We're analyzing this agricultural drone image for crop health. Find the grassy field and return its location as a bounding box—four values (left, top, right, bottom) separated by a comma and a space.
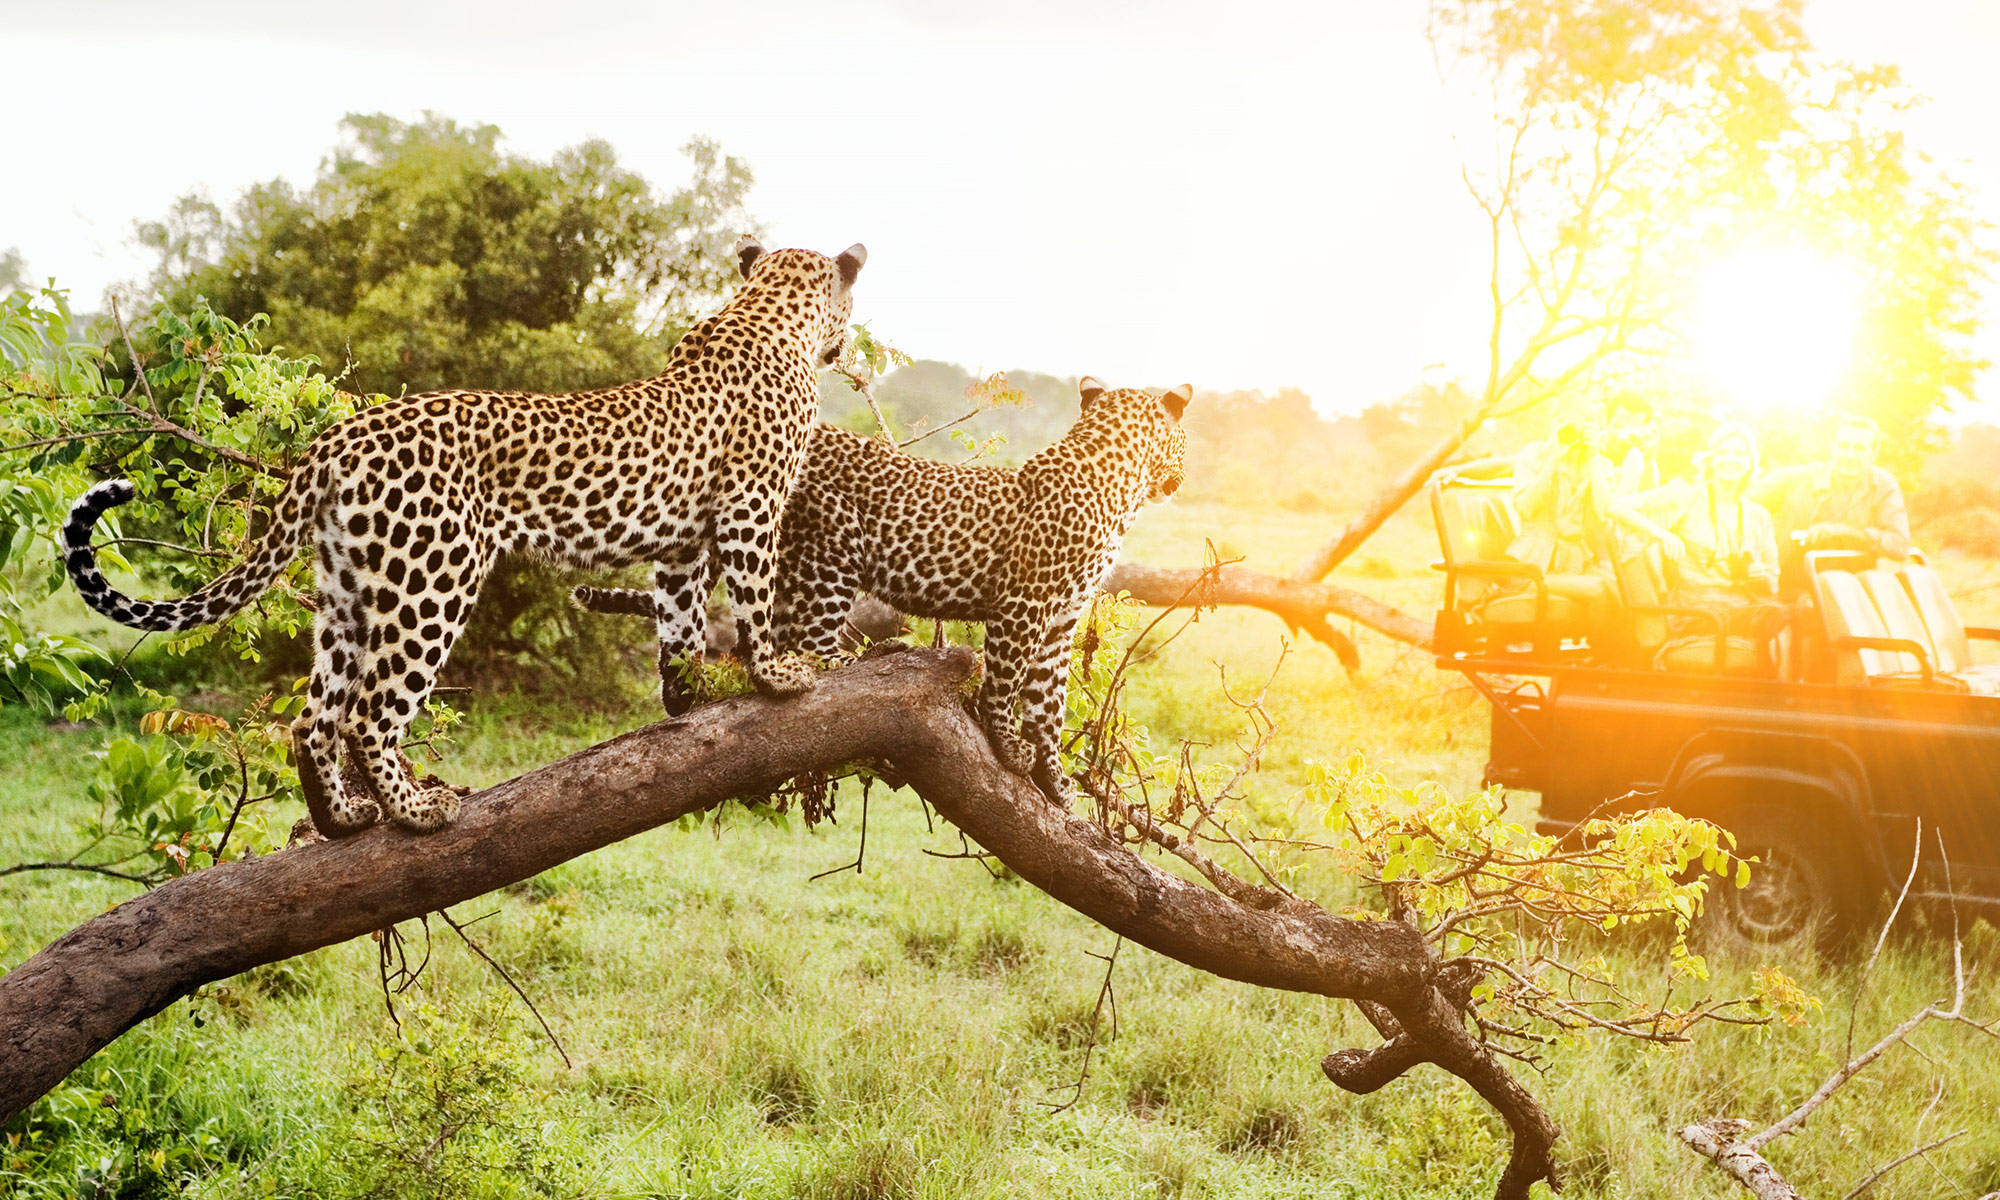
3, 501, 1998, 1199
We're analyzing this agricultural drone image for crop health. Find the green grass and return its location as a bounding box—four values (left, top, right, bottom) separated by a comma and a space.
3, 502, 1999, 1198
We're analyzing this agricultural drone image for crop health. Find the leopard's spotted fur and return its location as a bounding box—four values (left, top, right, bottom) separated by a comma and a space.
576, 378, 1190, 801
63, 238, 866, 836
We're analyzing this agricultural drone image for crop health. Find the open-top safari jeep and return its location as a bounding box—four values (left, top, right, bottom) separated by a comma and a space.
1430, 470, 2000, 951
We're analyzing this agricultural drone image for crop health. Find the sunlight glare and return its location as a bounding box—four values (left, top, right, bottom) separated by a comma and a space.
1691, 248, 1864, 411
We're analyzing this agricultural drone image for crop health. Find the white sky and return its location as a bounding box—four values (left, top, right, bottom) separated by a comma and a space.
4, 0, 1996, 416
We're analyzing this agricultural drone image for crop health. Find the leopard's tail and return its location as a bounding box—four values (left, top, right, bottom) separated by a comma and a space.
571, 585, 657, 618
63, 454, 333, 633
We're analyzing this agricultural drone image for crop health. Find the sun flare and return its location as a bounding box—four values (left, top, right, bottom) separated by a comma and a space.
1691, 247, 1864, 412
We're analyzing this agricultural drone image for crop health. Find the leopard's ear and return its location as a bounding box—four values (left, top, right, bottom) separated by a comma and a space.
1160, 384, 1193, 421
1078, 376, 1107, 409
734, 235, 764, 279
836, 243, 867, 289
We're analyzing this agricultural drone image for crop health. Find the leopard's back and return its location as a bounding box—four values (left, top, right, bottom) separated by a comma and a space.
784, 425, 1021, 620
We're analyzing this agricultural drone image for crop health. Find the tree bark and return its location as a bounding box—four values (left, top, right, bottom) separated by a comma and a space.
1101, 561, 1432, 654
0, 647, 1552, 1198
1677, 1121, 1804, 1200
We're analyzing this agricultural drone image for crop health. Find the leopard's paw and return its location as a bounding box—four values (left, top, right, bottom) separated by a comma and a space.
1033, 762, 1079, 808
859, 638, 914, 661
422, 774, 475, 799
985, 725, 1034, 777
388, 785, 461, 834
318, 795, 382, 839
661, 671, 699, 717
754, 653, 818, 698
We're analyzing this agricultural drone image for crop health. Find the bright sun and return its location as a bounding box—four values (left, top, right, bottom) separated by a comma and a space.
1691, 247, 1864, 411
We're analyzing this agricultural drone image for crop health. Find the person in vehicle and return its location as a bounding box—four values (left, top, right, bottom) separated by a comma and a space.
1507, 396, 1664, 576
1633, 420, 1780, 615
1600, 390, 1658, 495
1751, 413, 1911, 600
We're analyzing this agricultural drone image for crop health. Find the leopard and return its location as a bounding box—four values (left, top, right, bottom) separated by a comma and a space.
574, 377, 1190, 802
62, 236, 867, 838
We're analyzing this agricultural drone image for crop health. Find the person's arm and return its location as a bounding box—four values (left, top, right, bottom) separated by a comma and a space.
1747, 503, 1780, 596
1865, 471, 1912, 561
1608, 486, 1688, 564
1510, 443, 1562, 519
1604, 493, 1687, 564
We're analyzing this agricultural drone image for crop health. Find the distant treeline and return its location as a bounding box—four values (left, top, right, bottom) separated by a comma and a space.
824, 359, 2000, 558
817, 361, 1507, 514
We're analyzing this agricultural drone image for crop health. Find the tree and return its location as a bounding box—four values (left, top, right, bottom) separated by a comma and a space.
1111, 0, 1991, 653
139, 113, 756, 397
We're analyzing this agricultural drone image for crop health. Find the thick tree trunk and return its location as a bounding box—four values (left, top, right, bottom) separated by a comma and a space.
1101, 561, 1432, 653
0, 647, 1552, 1198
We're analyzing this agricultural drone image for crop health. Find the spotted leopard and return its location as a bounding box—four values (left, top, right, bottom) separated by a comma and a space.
63, 237, 866, 837
576, 378, 1190, 801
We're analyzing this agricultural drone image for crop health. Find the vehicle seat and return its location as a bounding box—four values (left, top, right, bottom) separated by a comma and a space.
1431, 477, 1614, 653
1655, 634, 1763, 674
1612, 540, 1763, 674
1900, 563, 1971, 671
1862, 570, 1937, 668
1816, 569, 1934, 687
1899, 563, 2000, 693
1477, 575, 1618, 626
1611, 541, 1671, 655
1434, 480, 1516, 597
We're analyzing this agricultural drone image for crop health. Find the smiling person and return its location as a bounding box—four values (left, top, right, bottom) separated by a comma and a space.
1750, 413, 1912, 601
1634, 420, 1781, 615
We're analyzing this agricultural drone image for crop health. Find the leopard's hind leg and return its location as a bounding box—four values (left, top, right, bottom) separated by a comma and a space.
293, 526, 381, 837
650, 542, 716, 717
775, 537, 858, 660
976, 608, 1039, 779
345, 530, 494, 834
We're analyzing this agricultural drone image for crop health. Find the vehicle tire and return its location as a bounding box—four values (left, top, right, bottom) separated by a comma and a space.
1692, 811, 1866, 958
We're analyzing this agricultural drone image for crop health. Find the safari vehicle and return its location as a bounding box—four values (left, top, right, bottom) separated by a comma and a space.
1430, 471, 2000, 951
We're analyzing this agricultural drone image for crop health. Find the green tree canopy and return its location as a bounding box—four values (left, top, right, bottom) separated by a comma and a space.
138, 113, 757, 396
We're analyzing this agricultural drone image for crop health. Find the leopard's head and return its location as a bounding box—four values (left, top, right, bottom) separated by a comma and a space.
734, 236, 867, 365
1151, 390, 1190, 502
1077, 377, 1190, 504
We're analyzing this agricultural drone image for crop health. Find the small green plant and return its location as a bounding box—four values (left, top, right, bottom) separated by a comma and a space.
55, 696, 303, 883
336, 991, 578, 1199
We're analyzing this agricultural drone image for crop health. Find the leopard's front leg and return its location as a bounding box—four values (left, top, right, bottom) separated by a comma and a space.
976, 610, 1038, 779
650, 543, 717, 716
714, 484, 815, 698
1018, 601, 1089, 807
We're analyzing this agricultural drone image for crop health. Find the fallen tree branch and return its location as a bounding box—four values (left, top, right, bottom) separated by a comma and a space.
1102, 560, 1428, 655
571, 554, 1415, 667
0, 647, 1553, 1198
1677, 1119, 1803, 1200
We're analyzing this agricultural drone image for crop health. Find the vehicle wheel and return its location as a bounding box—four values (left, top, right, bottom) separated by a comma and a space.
1693, 816, 1863, 958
